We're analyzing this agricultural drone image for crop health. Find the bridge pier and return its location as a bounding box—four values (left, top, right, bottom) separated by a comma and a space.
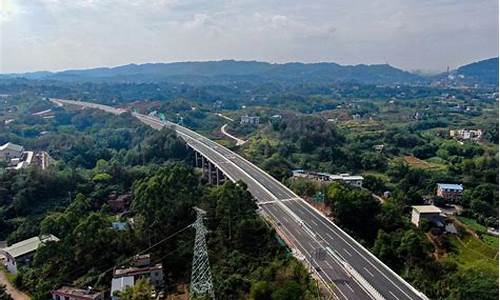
191, 148, 226, 186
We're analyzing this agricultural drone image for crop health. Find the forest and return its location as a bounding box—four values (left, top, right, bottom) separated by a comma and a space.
0, 77, 498, 300
0, 96, 314, 300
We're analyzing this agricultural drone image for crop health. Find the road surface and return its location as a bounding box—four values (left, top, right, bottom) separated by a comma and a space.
51, 99, 428, 300
220, 124, 247, 146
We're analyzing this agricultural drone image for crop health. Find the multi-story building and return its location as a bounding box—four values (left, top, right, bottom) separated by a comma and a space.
240, 115, 260, 126
449, 129, 482, 141
436, 183, 464, 202
111, 254, 164, 299
0, 142, 24, 160
411, 205, 444, 227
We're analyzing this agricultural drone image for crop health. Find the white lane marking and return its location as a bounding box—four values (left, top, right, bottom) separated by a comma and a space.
262, 206, 349, 300
310, 219, 318, 226
363, 267, 374, 277
326, 233, 334, 240
343, 248, 353, 257
293, 200, 415, 300
389, 291, 398, 299
346, 283, 355, 293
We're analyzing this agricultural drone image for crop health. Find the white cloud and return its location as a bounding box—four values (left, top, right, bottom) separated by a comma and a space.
0, 0, 497, 72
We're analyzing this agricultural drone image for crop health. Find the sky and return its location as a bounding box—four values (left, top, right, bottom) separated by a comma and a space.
0, 0, 498, 73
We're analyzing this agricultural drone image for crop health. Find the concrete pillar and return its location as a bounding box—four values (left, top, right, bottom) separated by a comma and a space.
216, 168, 220, 185
208, 162, 213, 184
201, 156, 206, 178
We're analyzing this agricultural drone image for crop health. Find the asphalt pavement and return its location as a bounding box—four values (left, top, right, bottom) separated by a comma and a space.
51, 99, 428, 300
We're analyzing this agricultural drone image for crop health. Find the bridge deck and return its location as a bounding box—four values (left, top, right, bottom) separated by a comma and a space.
51, 98, 427, 300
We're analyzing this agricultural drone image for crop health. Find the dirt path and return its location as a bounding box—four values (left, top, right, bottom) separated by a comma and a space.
0, 271, 29, 300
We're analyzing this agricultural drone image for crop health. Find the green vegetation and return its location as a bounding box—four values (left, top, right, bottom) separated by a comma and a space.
0, 96, 313, 300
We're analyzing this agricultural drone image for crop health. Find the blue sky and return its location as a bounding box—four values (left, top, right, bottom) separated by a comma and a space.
0, 0, 498, 73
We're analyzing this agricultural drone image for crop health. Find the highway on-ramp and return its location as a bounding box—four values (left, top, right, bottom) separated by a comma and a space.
51, 98, 428, 300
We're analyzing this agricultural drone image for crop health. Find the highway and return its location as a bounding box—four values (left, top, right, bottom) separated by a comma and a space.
51, 99, 428, 300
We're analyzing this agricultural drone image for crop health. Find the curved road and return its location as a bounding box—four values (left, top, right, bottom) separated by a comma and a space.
50, 98, 428, 300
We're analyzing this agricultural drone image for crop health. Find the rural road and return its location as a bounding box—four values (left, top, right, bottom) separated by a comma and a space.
0, 271, 29, 300
221, 124, 247, 146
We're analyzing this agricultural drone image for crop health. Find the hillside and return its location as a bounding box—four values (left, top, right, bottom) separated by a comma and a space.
1, 60, 424, 85
455, 57, 499, 86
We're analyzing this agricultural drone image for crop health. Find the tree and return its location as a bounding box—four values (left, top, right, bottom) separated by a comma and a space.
448, 268, 499, 300
0, 285, 13, 300
326, 182, 381, 243
132, 165, 199, 242
118, 278, 153, 300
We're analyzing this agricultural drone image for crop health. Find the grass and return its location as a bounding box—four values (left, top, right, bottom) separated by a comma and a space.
482, 235, 499, 249
456, 216, 487, 234
0, 264, 17, 283
446, 234, 498, 277
402, 155, 446, 171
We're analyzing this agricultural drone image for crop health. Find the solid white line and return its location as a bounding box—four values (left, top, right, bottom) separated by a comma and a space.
293, 200, 416, 300
389, 291, 398, 299
343, 248, 353, 257
262, 206, 347, 300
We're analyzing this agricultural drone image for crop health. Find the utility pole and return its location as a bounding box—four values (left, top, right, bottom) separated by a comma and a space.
190, 207, 215, 299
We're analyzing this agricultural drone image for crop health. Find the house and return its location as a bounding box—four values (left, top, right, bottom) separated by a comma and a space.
436, 183, 463, 202
1, 234, 59, 274
449, 129, 482, 141
111, 254, 164, 299
0, 142, 24, 160
292, 170, 363, 188
107, 193, 132, 213
52, 286, 103, 300
411, 205, 444, 227
330, 174, 364, 188
240, 115, 260, 126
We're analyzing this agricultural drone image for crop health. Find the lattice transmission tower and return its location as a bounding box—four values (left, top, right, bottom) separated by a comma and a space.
190, 207, 215, 299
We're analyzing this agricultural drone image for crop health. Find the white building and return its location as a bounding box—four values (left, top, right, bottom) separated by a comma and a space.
292, 170, 363, 188
111, 254, 164, 299
1, 234, 59, 274
0, 142, 24, 160
240, 115, 260, 126
449, 129, 482, 141
411, 205, 443, 227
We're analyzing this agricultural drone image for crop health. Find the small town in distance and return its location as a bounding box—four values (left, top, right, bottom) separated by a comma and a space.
0, 1, 498, 300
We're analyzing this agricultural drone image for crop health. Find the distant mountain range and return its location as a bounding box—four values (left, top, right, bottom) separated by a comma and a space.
1, 57, 497, 87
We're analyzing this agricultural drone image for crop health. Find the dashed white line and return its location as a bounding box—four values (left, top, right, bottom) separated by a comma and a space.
346, 283, 355, 293
363, 267, 374, 277
343, 248, 352, 256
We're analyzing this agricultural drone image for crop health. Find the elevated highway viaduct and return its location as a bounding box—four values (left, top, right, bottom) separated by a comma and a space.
51, 98, 428, 300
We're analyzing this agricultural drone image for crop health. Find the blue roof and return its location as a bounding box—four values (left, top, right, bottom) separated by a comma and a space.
437, 183, 463, 190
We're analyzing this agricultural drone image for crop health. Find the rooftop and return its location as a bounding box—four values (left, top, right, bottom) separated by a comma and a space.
2, 234, 59, 258
113, 263, 162, 278
0, 142, 23, 152
437, 183, 463, 191
52, 286, 102, 300
412, 205, 442, 214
